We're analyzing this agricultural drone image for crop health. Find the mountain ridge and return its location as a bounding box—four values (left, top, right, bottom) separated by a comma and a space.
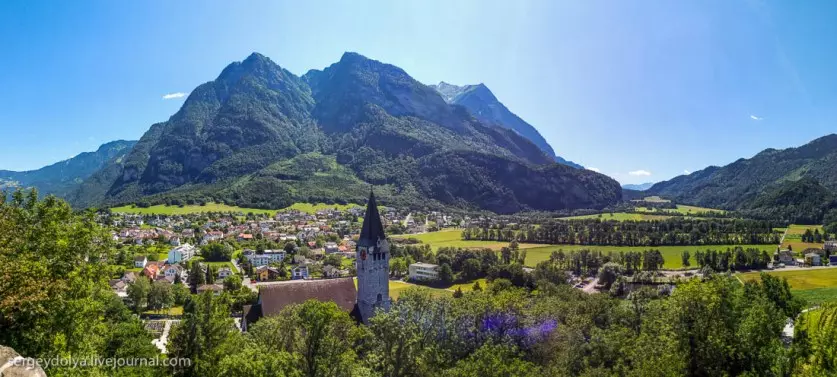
0, 140, 137, 197
429, 81, 582, 169
70, 52, 619, 213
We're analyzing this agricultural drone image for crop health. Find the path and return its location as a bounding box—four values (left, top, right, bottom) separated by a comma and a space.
151, 320, 179, 354
582, 278, 599, 294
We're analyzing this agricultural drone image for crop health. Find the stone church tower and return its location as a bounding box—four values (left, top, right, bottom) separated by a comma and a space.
356, 190, 391, 323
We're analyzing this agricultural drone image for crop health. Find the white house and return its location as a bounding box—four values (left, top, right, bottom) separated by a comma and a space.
292, 265, 309, 280
245, 249, 286, 267
168, 244, 197, 264
324, 242, 339, 254
164, 264, 183, 279
409, 262, 439, 281
133, 255, 148, 268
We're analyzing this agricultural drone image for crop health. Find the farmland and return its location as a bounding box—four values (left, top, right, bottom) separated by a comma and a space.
781, 224, 825, 252
738, 268, 837, 305
395, 228, 541, 251
524, 244, 776, 270
402, 229, 774, 270
558, 212, 674, 221
110, 202, 360, 216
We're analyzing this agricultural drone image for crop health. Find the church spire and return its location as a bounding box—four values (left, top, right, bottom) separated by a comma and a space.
358, 189, 385, 246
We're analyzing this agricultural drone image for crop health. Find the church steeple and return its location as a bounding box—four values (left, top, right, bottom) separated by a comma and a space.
358, 190, 385, 247
355, 189, 390, 323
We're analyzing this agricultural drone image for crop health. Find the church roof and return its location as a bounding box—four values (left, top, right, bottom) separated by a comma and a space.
257, 278, 357, 316
358, 190, 386, 246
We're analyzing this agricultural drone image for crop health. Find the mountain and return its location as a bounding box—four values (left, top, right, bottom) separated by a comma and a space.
429, 81, 582, 169
647, 134, 837, 222
73, 52, 620, 213
0, 140, 137, 197
622, 182, 655, 191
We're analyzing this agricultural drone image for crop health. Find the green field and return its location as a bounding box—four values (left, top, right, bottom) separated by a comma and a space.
399, 229, 773, 270
397, 229, 540, 251
111, 202, 362, 216
353, 278, 450, 300
738, 268, 837, 305
525, 244, 776, 270
781, 224, 826, 252
636, 204, 725, 215
559, 212, 674, 221
142, 306, 184, 316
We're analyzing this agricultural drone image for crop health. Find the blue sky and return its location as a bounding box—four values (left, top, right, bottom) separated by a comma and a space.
2, 1, 837, 184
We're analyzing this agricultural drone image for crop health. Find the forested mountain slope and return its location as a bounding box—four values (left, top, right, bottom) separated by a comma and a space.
72, 52, 620, 213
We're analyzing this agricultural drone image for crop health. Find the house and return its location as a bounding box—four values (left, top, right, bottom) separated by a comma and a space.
255, 265, 281, 281
197, 284, 224, 295
121, 271, 138, 284
163, 264, 183, 279
245, 249, 286, 267
109, 279, 128, 298
830, 255, 837, 266
168, 244, 197, 264
142, 264, 160, 279
409, 262, 439, 281
133, 255, 148, 268
323, 265, 343, 279
324, 242, 339, 254
292, 265, 310, 280
775, 250, 795, 266
238, 233, 254, 242
825, 240, 837, 253
805, 253, 822, 266
218, 267, 233, 279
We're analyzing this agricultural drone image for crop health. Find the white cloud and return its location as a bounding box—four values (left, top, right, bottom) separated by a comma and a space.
750, 115, 763, 121
628, 170, 652, 177
162, 92, 187, 100
683, 169, 691, 174
587, 167, 600, 173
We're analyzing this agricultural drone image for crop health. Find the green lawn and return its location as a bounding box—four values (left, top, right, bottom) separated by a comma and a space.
525, 244, 776, 270
396, 229, 541, 251
450, 278, 488, 292
111, 202, 362, 216
738, 268, 837, 305
559, 212, 674, 221
780, 224, 826, 252
142, 306, 184, 316
632, 204, 725, 215
111, 203, 278, 215
353, 278, 449, 300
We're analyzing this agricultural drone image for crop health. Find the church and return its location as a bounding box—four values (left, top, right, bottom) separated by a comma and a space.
242, 191, 390, 330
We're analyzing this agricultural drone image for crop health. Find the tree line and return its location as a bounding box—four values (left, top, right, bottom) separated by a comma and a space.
462, 218, 781, 246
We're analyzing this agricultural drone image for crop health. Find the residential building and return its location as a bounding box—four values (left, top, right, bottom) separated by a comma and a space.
409, 262, 439, 281
292, 265, 309, 280
825, 240, 837, 253
168, 244, 197, 264
133, 255, 148, 268
163, 264, 183, 279
805, 253, 822, 266
245, 249, 286, 267
830, 255, 837, 266
218, 267, 233, 279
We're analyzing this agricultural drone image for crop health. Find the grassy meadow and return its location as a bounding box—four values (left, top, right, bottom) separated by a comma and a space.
524, 244, 776, 270
738, 268, 837, 305
781, 224, 826, 252
558, 212, 674, 221
110, 202, 361, 216
401, 229, 773, 270
396, 229, 541, 251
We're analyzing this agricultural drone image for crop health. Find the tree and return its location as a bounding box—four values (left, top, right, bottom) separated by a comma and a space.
189, 262, 205, 293
472, 281, 483, 292
461, 258, 483, 281
442, 343, 540, 377
453, 287, 464, 298
324, 253, 343, 268
223, 275, 243, 292
148, 280, 174, 312
438, 263, 454, 285
202, 242, 234, 262
597, 262, 624, 289
169, 292, 238, 376
126, 277, 152, 313
681, 250, 691, 268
